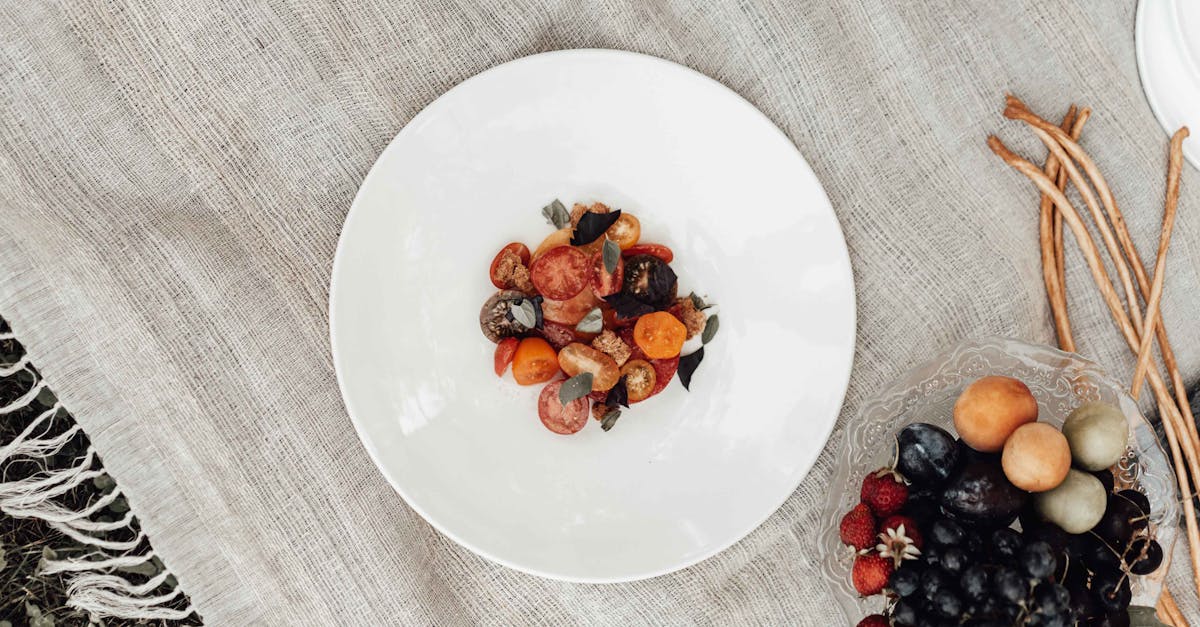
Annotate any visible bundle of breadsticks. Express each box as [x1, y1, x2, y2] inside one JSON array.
[[989, 95, 1191, 626]]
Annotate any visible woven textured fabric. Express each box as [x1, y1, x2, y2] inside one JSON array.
[[1, 1, 1198, 623]]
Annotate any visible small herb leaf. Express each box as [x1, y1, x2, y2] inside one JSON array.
[[509, 299, 537, 328], [607, 376, 630, 408], [1127, 606, 1168, 627], [689, 292, 712, 310], [600, 408, 621, 431], [602, 239, 620, 274], [678, 348, 704, 391], [542, 199, 570, 229], [575, 307, 603, 334], [559, 373, 594, 405], [572, 209, 622, 246], [701, 314, 719, 344]]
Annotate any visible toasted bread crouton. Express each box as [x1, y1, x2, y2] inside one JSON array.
[[670, 298, 707, 339], [570, 202, 611, 227], [494, 249, 535, 293], [591, 329, 632, 366]]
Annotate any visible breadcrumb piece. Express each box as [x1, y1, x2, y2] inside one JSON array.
[[591, 329, 632, 366], [670, 298, 707, 339], [570, 201, 612, 227]]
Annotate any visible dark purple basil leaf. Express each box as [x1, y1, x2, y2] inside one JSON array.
[[571, 209, 622, 246], [606, 376, 629, 408], [644, 260, 678, 309], [604, 292, 655, 320], [678, 348, 704, 391]]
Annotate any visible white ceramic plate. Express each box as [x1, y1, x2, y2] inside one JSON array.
[[329, 49, 856, 582], [1137, 0, 1200, 169]]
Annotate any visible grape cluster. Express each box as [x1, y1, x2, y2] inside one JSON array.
[[883, 482, 1161, 627]]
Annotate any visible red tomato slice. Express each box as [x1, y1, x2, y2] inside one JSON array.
[[617, 326, 646, 361], [489, 243, 531, 289], [493, 337, 519, 376], [644, 357, 679, 400], [529, 246, 590, 300], [542, 288, 600, 325], [538, 380, 589, 435], [622, 243, 673, 263], [590, 251, 624, 297], [538, 321, 578, 350]]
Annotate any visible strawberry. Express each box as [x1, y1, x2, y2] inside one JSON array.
[[860, 467, 908, 516], [856, 615, 889, 627], [851, 551, 893, 596], [838, 503, 876, 551], [878, 514, 923, 550]]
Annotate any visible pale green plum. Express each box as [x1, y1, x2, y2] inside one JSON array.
[[1034, 469, 1107, 534], [1062, 402, 1129, 471]]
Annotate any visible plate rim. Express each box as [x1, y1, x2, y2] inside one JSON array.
[[328, 48, 858, 583]]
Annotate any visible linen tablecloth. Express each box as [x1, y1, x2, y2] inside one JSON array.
[[2, 1, 1198, 623]]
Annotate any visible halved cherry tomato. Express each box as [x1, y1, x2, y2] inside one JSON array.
[[489, 242, 531, 289], [512, 337, 559, 385], [538, 321, 578, 350], [605, 213, 641, 250], [590, 251, 624, 297], [620, 359, 657, 402], [647, 357, 679, 398], [622, 243, 673, 263], [633, 311, 687, 359], [532, 227, 573, 260], [538, 380, 589, 435], [557, 342, 620, 392], [542, 288, 600, 325], [494, 337, 519, 376], [530, 246, 590, 300]]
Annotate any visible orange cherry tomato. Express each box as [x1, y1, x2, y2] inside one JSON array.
[[590, 251, 624, 297], [620, 359, 657, 402], [530, 246, 590, 300], [532, 227, 573, 260], [632, 311, 687, 359], [488, 242, 531, 289], [538, 380, 589, 434], [541, 288, 600, 325], [622, 243, 673, 263], [512, 337, 559, 385], [494, 337, 519, 376], [605, 213, 641, 250], [557, 342, 620, 392]]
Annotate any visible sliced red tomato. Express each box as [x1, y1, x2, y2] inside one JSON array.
[[622, 243, 673, 263], [646, 357, 679, 399], [538, 380, 589, 435], [493, 337, 519, 376], [489, 243, 531, 289], [530, 246, 590, 300], [617, 326, 646, 361], [590, 251, 624, 297], [538, 321, 578, 350], [541, 288, 600, 325]]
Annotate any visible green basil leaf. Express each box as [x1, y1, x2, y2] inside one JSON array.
[[559, 373, 594, 405], [701, 314, 719, 345], [689, 292, 711, 310], [542, 199, 570, 229], [509, 300, 537, 328], [600, 408, 621, 431], [575, 307, 603, 334], [603, 239, 620, 274], [1128, 606, 1169, 627]]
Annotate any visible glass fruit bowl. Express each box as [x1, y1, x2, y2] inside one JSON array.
[[817, 337, 1179, 622]]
